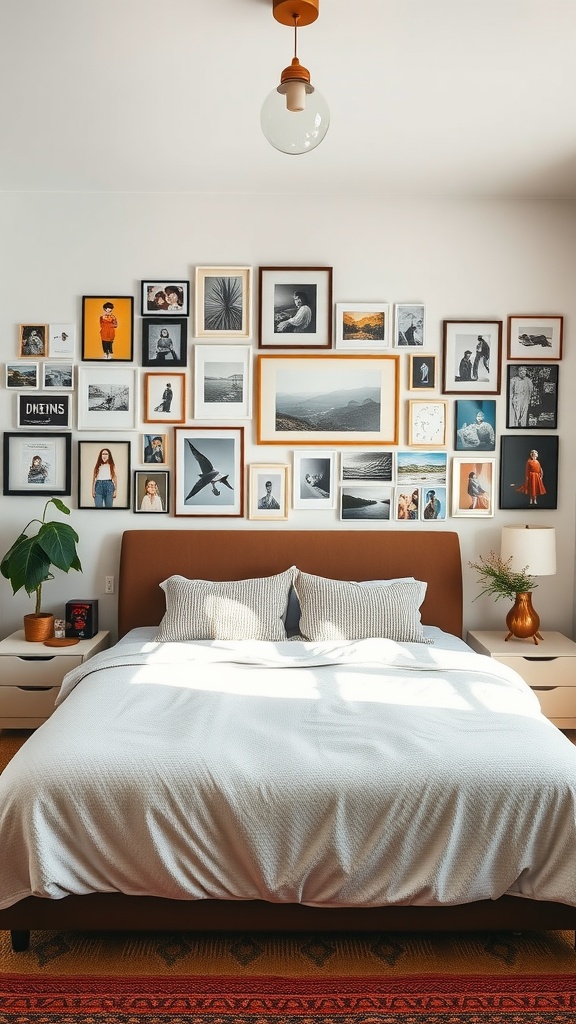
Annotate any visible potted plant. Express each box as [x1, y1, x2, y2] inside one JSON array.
[[1, 497, 82, 641], [469, 551, 540, 642]]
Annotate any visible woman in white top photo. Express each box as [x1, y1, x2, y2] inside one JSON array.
[[92, 448, 117, 508], [140, 478, 163, 512]]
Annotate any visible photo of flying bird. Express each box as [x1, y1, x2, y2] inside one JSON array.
[[185, 440, 234, 500]]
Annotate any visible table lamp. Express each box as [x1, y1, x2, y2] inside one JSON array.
[[500, 525, 556, 644]]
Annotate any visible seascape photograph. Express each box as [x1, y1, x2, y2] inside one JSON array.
[[396, 450, 447, 486], [340, 485, 392, 521]]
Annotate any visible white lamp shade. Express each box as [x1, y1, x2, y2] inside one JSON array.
[[500, 525, 556, 577]]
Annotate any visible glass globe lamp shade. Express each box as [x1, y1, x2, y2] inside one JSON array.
[[261, 82, 330, 155]]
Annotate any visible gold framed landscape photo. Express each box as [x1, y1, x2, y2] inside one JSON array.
[[194, 266, 252, 339], [442, 320, 502, 394], [334, 302, 389, 351], [507, 315, 563, 360], [174, 427, 244, 517], [248, 464, 289, 520], [257, 354, 399, 445], [258, 266, 332, 349]]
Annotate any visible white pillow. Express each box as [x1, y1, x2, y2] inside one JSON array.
[[156, 567, 296, 642], [294, 571, 430, 643]]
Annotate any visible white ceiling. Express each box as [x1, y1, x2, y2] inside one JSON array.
[[3, 0, 576, 197]]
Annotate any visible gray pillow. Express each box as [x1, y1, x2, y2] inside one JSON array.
[[294, 571, 429, 643], [156, 567, 296, 641]]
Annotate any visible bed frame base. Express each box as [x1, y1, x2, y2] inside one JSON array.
[[6, 895, 576, 951]]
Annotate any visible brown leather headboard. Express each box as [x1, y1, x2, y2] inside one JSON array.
[[118, 530, 463, 639]]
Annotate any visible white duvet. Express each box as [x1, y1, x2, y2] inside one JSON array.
[[1, 627, 576, 912]]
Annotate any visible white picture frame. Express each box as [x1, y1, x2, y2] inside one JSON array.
[[48, 323, 76, 359], [6, 362, 39, 389], [77, 367, 137, 431], [42, 361, 74, 390], [292, 450, 337, 509], [334, 302, 390, 351], [194, 344, 252, 419], [394, 304, 425, 347], [451, 457, 496, 518]]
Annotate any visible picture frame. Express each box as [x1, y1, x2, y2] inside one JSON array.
[[3, 432, 72, 496], [248, 464, 289, 520], [133, 469, 170, 514], [292, 450, 337, 510], [42, 362, 74, 390], [407, 400, 448, 447], [340, 450, 393, 482], [48, 323, 75, 359], [340, 485, 392, 521], [17, 392, 71, 430], [81, 296, 134, 362], [78, 367, 137, 430], [174, 427, 244, 517], [258, 266, 333, 349], [507, 315, 563, 361], [396, 450, 448, 487], [506, 364, 558, 429], [442, 320, 502, 394], [451, 457, 496, 518], [141, 280, 190, 317], [394, 304, 425, 347], [420, 485, 447, 521], [141, 317, 188, 367], [454, 399, 496, 451], [394, 486, 420, 521], [194, 266, 252, 339], [78, 440, 131, 510], [334, 302, 390, 351], [257, 354, 399, 445], [408, 353, 436, 391], [6, 362, 39, 389], [499, 434, 559, 510], [193, 344, 252, 420], [143, 372, 186, 424], [141, 432, 168, 466], [19, 324, 48, 358]]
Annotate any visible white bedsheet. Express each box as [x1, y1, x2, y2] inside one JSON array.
[[1, 628, 576, 911]]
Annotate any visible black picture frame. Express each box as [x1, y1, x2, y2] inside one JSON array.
[[141, 280, 190, 317], [499, 434, 559, 510], [3, 432, 72, 496], [81, 296, 134, 362], [506, 364, 558, 430], [141, 317, 187, 367], [133, 470, 170, 514], [16, 392, 71, 429], [77, 440, 131, 510]]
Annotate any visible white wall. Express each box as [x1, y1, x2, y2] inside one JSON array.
[[1, 193, 574, 641]]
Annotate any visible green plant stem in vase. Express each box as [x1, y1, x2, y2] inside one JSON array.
[[469, 550, 542, 644]]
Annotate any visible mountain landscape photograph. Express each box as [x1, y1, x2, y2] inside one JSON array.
[[275, 369, 382, 433]]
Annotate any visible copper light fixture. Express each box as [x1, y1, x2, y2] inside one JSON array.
[[261, 0, 330, 155]]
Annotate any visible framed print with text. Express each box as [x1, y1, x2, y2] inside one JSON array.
[[507, 315, 562, 360], [143, 372, 186, 424], [451, 457, 496, 517], [194, 344, 252, 419], [257, 354, 399, 445], [442, 320, 502, 394], [3, 432, 71, 496], [17, 392, 71, 429], [194, 266, 252, 339], [258, 266, 332, 349], [248, 464, 289, 520], [174, 427, 244, 517], [78, 367, 137, 430], [506, 364, 558, 429], [499, 434, 558, 510], [78, 440, 131, 510], [334, 302, 389, 351], [81, 296, 134, 362], [133, 470, 170, 514]]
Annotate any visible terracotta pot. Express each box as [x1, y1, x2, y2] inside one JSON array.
[[23, 613, 55, 643]]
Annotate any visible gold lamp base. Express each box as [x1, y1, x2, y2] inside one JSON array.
[[505, 592, 543, 645]]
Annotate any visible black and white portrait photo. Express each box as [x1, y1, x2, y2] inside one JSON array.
[[506, 364, 558, 429], [442, 320, 502, 394], [142, 318, 187, 367], [395, 304, 425, 347], [274, 283, 317, 334], [248, 464, 288, 520]]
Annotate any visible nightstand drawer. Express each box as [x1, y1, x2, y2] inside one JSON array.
[[496, 656, 576, 689], [0, 685, 60, 719], [0, 655, 83, 688], [530, 686, 576, 720]]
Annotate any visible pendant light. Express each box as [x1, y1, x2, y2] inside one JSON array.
[[261, 0, 330, 155]]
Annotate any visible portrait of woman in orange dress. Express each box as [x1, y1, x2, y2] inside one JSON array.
[[516, 448, 546, 506]]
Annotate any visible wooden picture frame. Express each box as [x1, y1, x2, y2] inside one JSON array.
[[78, 440, 131, 510], [506, 364, 558, 429], [3, 432, 72, 496], [258, 266, 332, 349], [141, 318, 187, 367], [499, 434, 559, 510], [143, 372, 186, 424], [81, 296, 134, 362], [442, 320, 502, 394], [133, 470, 170, 514], [507, 315, 563, 361], [19, 325, 47, 358], [193, 344, 252, 419], [141, 280, 190, 317], [174, 427, 244, 517], [194, 266, 252, 339], [78, 367, 137, 430], [141, 432, 168, 466], [408, 354, 436, 391], [451, 457, 496, 518], [257, 354, 399, 445], [248, 464, 289, 520], [334, 302, 390, 351], [407, 400, 448, 447]]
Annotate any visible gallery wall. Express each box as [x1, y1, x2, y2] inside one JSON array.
[[0, 191, 575, 641]]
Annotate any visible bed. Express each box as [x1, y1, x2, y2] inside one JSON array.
[[2, 527, 576, 952]]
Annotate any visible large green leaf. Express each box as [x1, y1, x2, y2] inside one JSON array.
[[37, 522, 81, 573], [0, 532, 29, 580], [3, 537, 51, 596]]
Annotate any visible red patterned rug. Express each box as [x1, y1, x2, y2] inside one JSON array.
[[1, 972, 576, 1023]]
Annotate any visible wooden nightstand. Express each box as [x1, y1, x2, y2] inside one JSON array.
[[0, 630, 110, 729], [466, 629, 576, 729]]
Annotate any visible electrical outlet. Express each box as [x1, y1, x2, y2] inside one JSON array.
[[105, 576, 115, 595]]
